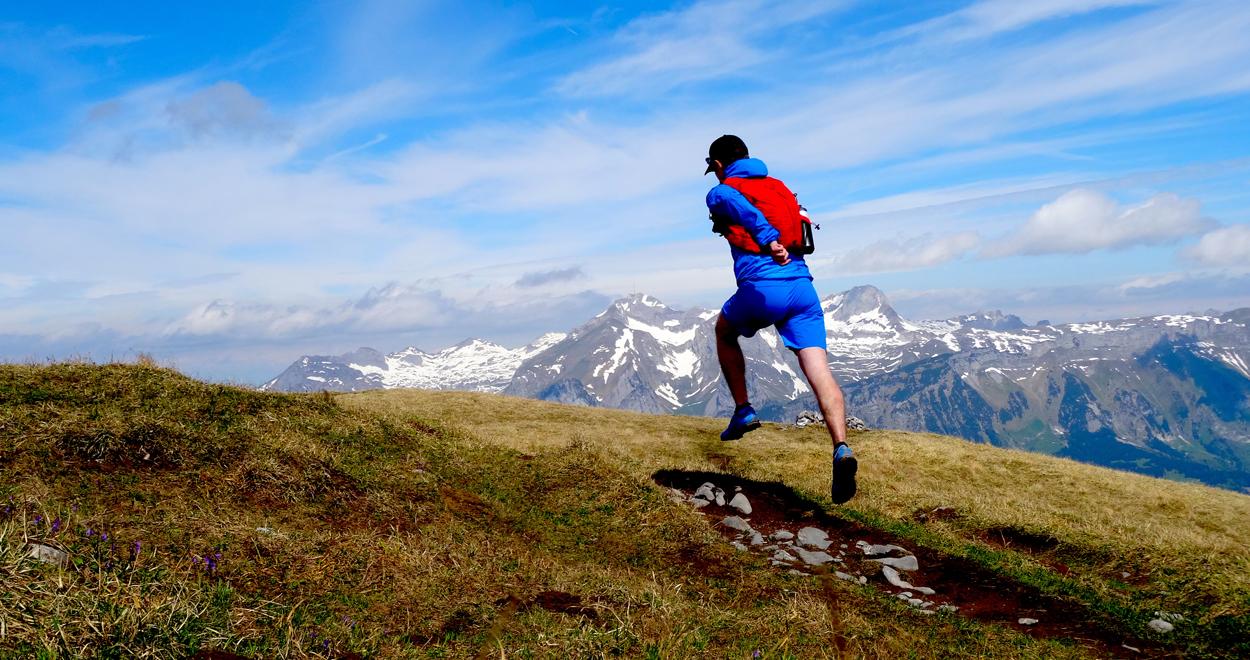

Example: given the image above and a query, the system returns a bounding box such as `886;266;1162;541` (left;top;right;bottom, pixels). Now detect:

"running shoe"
831;443;858;504
720;404;761;441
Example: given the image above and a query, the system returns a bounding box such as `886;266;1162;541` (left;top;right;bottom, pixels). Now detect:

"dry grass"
1;363;1246;657
345;389;1250;645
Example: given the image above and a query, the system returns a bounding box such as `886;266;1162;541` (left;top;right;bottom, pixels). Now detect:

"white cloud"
1116;272;1188;294
831;232;981;274
928;0;1163;42
0;273;36;295
986;189;1211;256
516;266;586;288
165;81;281;139
556;0;846;97
164;283;456;339
1181;224;1250;267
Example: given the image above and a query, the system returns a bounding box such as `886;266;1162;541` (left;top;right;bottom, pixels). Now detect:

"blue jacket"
706;158;813;285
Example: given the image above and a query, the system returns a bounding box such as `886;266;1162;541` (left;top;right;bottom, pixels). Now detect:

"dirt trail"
654;469;1175;659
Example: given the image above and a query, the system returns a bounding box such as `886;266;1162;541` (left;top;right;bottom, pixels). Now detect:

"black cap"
705;134;748;174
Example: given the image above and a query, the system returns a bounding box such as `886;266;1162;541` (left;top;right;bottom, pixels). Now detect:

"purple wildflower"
34;514;43;524
101;532;109;542
51;518;61;533
754;651;762;659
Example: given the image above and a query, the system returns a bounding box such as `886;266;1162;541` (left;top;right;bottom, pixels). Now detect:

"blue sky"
2;0;1249;384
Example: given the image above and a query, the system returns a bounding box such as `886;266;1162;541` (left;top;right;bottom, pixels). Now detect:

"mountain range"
262;286;1250;492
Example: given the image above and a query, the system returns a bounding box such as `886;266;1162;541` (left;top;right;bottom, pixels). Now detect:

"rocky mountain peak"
449;337;506;351
611;293;670;314
956;310;1028;331
822;285;907;334
339;347;387;368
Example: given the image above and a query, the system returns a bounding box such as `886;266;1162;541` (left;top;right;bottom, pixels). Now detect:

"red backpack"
717;176;815;255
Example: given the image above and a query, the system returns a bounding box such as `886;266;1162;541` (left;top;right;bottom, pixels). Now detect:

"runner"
704;134;857;504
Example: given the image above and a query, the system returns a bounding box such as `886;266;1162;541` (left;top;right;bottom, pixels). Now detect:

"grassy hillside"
1;363;1248;658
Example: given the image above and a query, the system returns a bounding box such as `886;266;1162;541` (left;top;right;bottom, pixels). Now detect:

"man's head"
705;134;748;181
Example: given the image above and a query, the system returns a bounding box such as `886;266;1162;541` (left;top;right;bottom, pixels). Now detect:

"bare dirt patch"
654;469;1170;659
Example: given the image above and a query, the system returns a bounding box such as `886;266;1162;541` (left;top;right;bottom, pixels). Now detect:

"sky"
2;0;1249;384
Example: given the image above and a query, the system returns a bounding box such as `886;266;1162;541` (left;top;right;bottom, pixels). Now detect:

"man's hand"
767;240;791;265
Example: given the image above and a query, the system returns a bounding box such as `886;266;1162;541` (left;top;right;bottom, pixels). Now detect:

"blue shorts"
721;278;827;350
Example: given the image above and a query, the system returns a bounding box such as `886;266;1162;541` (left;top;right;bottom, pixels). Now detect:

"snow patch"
626;316;697;346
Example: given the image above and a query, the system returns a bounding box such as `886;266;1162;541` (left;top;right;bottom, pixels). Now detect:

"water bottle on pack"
798;205;818;255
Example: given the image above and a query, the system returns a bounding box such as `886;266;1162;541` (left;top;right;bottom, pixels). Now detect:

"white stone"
908;598;926;607
770;530;794;541
871;555;919;572
691;498;710;509
713;488;726;507
796;527;832;550
749;532;765;546
834;571;856;583
731;541;748;551
858;576;867;584
938;605;959;613
881;565;915;590
728;493;753;515
694;483;716;501
862;543;909;557
721;516;752;533
794;547;836;565
1018;618;1039;626
879;565;937;596
27;543;67;566
1147;619;1174;633
772;549;797;563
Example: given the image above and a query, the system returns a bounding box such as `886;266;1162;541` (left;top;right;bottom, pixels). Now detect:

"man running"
704;134;857;504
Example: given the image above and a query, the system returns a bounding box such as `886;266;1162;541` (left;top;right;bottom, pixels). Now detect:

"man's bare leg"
796;346;857;502
795;346;848;447
716;313;749;407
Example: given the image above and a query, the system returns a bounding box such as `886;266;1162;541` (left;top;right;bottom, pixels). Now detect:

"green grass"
1;362;1247;657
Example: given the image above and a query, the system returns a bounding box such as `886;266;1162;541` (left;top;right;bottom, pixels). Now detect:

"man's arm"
707;185;789;264
707;185;780;247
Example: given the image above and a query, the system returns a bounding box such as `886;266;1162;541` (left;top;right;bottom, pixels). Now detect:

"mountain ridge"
263;286;1250;491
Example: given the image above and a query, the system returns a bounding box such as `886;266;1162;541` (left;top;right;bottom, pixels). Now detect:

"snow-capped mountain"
260;332;566;393
505;293;807;416
262;286;1250;491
